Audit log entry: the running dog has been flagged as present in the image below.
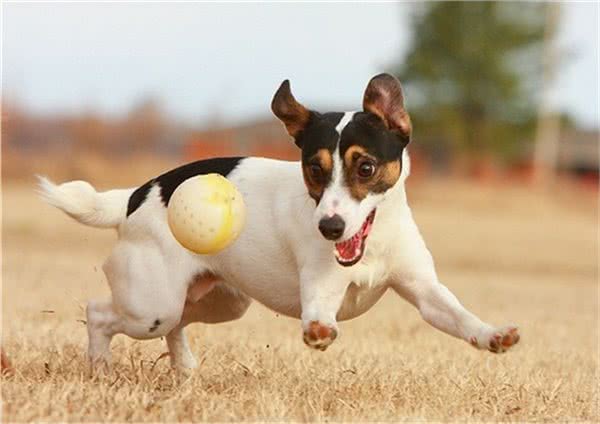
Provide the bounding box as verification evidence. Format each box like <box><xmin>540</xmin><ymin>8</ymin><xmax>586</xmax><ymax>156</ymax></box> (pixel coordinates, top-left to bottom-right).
<box><xmin>38</xmin><ymin>73</ymin><xmax>519</xmax><ymax>371</ymax></box>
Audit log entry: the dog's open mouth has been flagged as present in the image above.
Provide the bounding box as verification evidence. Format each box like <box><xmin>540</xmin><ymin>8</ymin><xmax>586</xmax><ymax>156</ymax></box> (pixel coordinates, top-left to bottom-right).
<box><xmin>333</xmin><ymin>209</ymin><xmax>376</xmax><ymax>267</ymax></box>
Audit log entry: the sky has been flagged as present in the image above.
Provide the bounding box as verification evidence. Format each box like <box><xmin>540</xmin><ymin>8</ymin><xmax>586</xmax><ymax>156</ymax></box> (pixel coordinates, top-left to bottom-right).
<box><xmin>3</xmin><ymin>2</ymin><xmax>599</xmax><ymax>129</ymax></box>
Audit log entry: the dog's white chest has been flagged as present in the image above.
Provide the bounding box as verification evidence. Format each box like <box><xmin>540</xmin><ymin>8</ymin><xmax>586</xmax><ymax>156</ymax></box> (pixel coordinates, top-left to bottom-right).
<box><xmin>349</xmin><ymin>251</ymin><xmax>390</xmax><ymax>286</ymax></box>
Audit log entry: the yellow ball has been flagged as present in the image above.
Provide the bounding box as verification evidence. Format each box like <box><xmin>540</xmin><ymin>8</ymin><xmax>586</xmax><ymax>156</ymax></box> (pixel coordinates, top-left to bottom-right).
<box><xmin>167</xmin><ymin>174</ymin><xmax>246</xmax><ymax>254</ymax></box>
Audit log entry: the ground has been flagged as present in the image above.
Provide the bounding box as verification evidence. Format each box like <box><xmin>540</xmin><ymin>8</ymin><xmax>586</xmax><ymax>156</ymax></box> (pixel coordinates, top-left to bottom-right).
<box><xmin>2</xmin><ymin>177</ymin><xmax>598</xmax><ymax>422</ymax></box>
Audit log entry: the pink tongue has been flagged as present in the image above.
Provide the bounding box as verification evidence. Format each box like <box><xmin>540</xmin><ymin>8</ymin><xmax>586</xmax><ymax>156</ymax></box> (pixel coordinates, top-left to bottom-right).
<box><xmin>335</xmin><ymin>211</ymin><xmax>375</xmax><ymax>261</ymax></box>
<box><xmin>335</xmin><ymin>233</ymin><xmax>361</xmax><ymax>260</ymax></box>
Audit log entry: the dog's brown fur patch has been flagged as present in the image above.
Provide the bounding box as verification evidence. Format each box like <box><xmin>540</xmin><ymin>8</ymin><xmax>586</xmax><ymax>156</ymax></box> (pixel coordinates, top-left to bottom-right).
<box><xmin>343</xmin><ymin>146</ymin><xmax>401</xmax><ymax>201</ymax></box>
<box><xmin>271</xmin><ymin>80</ymin><xmax>311</xmax><ymax>138</ymax></box>
<box><xmin>377</xmin><ymin>160</ymin><xmax>401</xmax><ymax>189</ymax></box>
<box><xmin>283</xmin><ymin>107</ymin><xmax>310</xmax><ymax>138</ymax></box>
<box><xmin>363</xmin><ymin>73</ymin><xmax>412</xmax><ymax>137</ymax></box>
<box><xmin>343</xmin><ymin>145</ymin><xmax>372</xmax><ymax>168</ymax></box>
<box><xmin>316</xmin><ymin>148</ymin><xmax>333</xmax><ymax>175</ymax></box>
<box><xmin>302</xmin><ymin>149</ymin><xmax>333</xmax><ymax>201</ymax></box>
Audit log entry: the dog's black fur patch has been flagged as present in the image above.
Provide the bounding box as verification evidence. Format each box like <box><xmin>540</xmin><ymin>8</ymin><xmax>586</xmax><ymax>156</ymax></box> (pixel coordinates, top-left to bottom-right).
<box><xmin>296</xmin><ymin>112</ymin><xmax>344</xmax><ymax>159</ymax></box>
<box><xmin>339</xmin><ymin>112</ymin><xmax>408</xmax><ymax>162</ymax></box>
<box><xmin>294</xmin><ymin>112</ymin><xmax>344</xmax><ymax>203</ymax></box>
<box><xmin>127</xmin><ymin>157</ymin><xmax>245</xmax><ymax>217</ymax></box>
<box><xmin>127</xmin><ymin>182</ymin><xmax>152</xmax><ymax>217</ymax></box>
<box><xmin>149</xmin><ymin>319</ymin><xmax>161</xmax><ymax>333</ymax></box>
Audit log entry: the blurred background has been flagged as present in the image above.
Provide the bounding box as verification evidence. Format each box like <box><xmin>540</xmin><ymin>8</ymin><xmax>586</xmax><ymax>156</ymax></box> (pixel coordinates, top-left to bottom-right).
<box><xmin>2</xmin><ymin>2</ymin><xmax>598</xmax><ymax>186</ymax></box>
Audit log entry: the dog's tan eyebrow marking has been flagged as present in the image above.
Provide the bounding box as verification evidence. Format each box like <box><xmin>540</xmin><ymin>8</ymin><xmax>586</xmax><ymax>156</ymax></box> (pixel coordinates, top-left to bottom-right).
<box><xmin>315</xmin><ymin>148</ymin><xmax>333</xmax><ymax>174</ymax></box>
<box><xmin>343</xmin><ymin>145</ymin><xmax>376</xmax><ymax>168</ymax></box>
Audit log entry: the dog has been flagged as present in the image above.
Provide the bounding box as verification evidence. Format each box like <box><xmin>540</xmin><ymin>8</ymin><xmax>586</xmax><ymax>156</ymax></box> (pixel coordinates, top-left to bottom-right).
<box><xmin>38</xmin><ymin>74</ymin><xmax>519</xmax><ymax>371</ymax></box>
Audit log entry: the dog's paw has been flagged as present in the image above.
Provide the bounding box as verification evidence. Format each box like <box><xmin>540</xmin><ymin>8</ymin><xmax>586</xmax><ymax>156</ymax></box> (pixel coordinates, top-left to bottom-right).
<box><xmin>303</xmin><ymin>321</ymin><xmax>338</xmax><ymax>351</ymax></box>
<box><xmin>470</xmin><ymin>326</ymin><xmax>520</xmax><ymax>353</ymax></box>
<box><xmin>88</xmin><ymin>356</ymin><xmax>112</xmax><ymax>377</ymax></box>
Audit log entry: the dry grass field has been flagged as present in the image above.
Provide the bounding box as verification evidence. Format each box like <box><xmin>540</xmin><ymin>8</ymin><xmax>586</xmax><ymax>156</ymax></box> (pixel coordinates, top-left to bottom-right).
<box><xmin>2</xmin><ymin>176</ymin><xmax>598</xmax><ymax>422</ymax></box>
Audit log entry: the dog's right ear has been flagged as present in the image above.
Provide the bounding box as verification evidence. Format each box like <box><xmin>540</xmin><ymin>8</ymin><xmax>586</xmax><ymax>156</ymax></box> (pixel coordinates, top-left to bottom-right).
<box><xmin>363</xmin><ymin>73</ymin><xmax>411</xmax><ymax>141</ymax></box>
<box><xmin>271</xmin><ymin>80</ymin><xmax>311</xmax><ymax>145</ymax></box>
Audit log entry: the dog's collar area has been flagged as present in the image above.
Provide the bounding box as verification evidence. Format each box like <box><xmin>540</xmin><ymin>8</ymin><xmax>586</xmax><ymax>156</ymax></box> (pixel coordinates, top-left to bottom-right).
<box><xmin>333</xmin><ymin>209</ymin><xmax>376</xmax><ymax>267</ymax></box>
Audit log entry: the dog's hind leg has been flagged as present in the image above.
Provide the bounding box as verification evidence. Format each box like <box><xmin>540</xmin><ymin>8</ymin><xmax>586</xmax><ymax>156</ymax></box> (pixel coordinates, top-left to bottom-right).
<box><xmin>166</xmin><ymin>326</ymin><xmax>197</xmax><ymax>370</ymax></box>
<box><xmin>86</xmin><ymin>298</ymin><xmax>119</xmax><ymax>373</ymax></box>
<box><xmin>165</xmin><ymin>280</ymin><xmax>252</xmax><ymax>370</ymax></box>
<box><xmin>164</xmin><ymin>274</ymin><xmax>218</xmax><ymax>371</ymax></box>
<box><xmin>89</xmin><ymin>239</ymin><xmax>195</xmax><ymax>373</ymax></box>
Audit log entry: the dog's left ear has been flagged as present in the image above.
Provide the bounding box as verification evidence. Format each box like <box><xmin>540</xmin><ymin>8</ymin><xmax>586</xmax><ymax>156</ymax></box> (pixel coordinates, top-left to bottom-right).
<box><xmin>363</xmin><ymin>73</ymin><xmax>411</xmax><ymax>142</ymax></box>
<box><xmin>271</xmin><ymin>80</ymin><xmax>311</xmax><ymax>144</ymax></box>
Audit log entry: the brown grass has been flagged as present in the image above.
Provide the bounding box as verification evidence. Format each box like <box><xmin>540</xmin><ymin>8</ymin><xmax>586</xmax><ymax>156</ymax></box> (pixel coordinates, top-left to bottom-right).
<box><xmin>2</xmin><ymin>177</ymin><xmax>598</xmax><ymax>422</ymax></box>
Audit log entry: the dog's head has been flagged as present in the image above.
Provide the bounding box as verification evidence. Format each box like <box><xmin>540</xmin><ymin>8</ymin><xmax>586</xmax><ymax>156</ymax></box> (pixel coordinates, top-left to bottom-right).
<box><xmin>272</xmin><ymin>73</ymin><xmax>412</xmax><ymax>266</ymax></box>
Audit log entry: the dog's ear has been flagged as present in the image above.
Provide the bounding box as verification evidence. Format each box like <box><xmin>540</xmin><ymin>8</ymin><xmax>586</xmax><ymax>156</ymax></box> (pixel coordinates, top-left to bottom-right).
<box><xmin>271</xmin><ymin>80</ymin><xmax>311</xmax><ymax>144</ymax></box>
<box><xmin>363</xmin><ymin>73</ymin><xmax>411</xmax><ymax>141</ymax></box>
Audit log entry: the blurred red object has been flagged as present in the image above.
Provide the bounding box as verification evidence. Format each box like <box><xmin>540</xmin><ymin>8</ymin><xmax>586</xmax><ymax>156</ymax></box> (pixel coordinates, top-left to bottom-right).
<box><xmin>1</xmin><ymin>349</ymin><xmax>12</xmax><ymax>373</ymax></box>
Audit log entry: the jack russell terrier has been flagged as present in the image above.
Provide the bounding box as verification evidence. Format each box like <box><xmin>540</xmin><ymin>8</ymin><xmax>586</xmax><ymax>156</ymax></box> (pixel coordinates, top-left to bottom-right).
<box><xmin>39</xmin><ymin>74</ymin><xmax>519</xmax><ymax>371</ymax></box>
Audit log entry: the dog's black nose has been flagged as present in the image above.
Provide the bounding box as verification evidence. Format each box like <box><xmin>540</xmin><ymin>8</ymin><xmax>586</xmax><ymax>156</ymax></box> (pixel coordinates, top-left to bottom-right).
<box><xmin>318</xmin><ymin>215</ymin><xmax>345</xmax><ymax>240</ymax></box>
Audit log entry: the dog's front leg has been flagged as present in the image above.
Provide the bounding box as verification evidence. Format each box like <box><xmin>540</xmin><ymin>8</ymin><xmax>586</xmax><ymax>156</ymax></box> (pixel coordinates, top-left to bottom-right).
<box><xmin>392</xmin><ymin>278</ymin><xmax>520</xmax><ymax>353</ymax></box>
<box><xmin>300</xmin><ymin>267</ymin><xmax>349</xmax><ymax>351</ymax></box>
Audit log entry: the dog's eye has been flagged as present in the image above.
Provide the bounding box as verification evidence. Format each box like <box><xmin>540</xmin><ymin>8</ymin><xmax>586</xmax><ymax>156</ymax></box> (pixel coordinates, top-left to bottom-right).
<box><xmin>309</xmin><ymin>164</ymin><xmax>324</xmax><ymax>181</ymax></box>
<box><xmin>357</xmin><ymin>161</ymin><xmax>376</xmax><ymax>179</ymax></box>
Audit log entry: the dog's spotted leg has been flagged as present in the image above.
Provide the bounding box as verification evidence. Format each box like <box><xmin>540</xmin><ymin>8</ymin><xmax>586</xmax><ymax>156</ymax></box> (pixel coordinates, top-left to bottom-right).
<box><xmin>392</xmin><ymin>279</ymin><xmax>520</xmax><ymax>354</ymax></box>
<box><xmin>469</xmin><ymin>325</ymin><xmax>520</xmax><ymax>353</ymax></box>
<box><xmin>302</xmin><ymin>320</ymin><xmax>338</xmax><ymax>351</ymax></box>
<box><xmin>300</xmin><ymin>267</ymin><xmax>348</xmax><ymax>351</ymax></box>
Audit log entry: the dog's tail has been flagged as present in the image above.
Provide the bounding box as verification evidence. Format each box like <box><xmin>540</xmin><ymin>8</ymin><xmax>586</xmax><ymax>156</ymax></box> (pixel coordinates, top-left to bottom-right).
<box><xmin>36</xmin><ymin>176</ymin><xmax>134</xmax><ymax>229</ymax></box>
